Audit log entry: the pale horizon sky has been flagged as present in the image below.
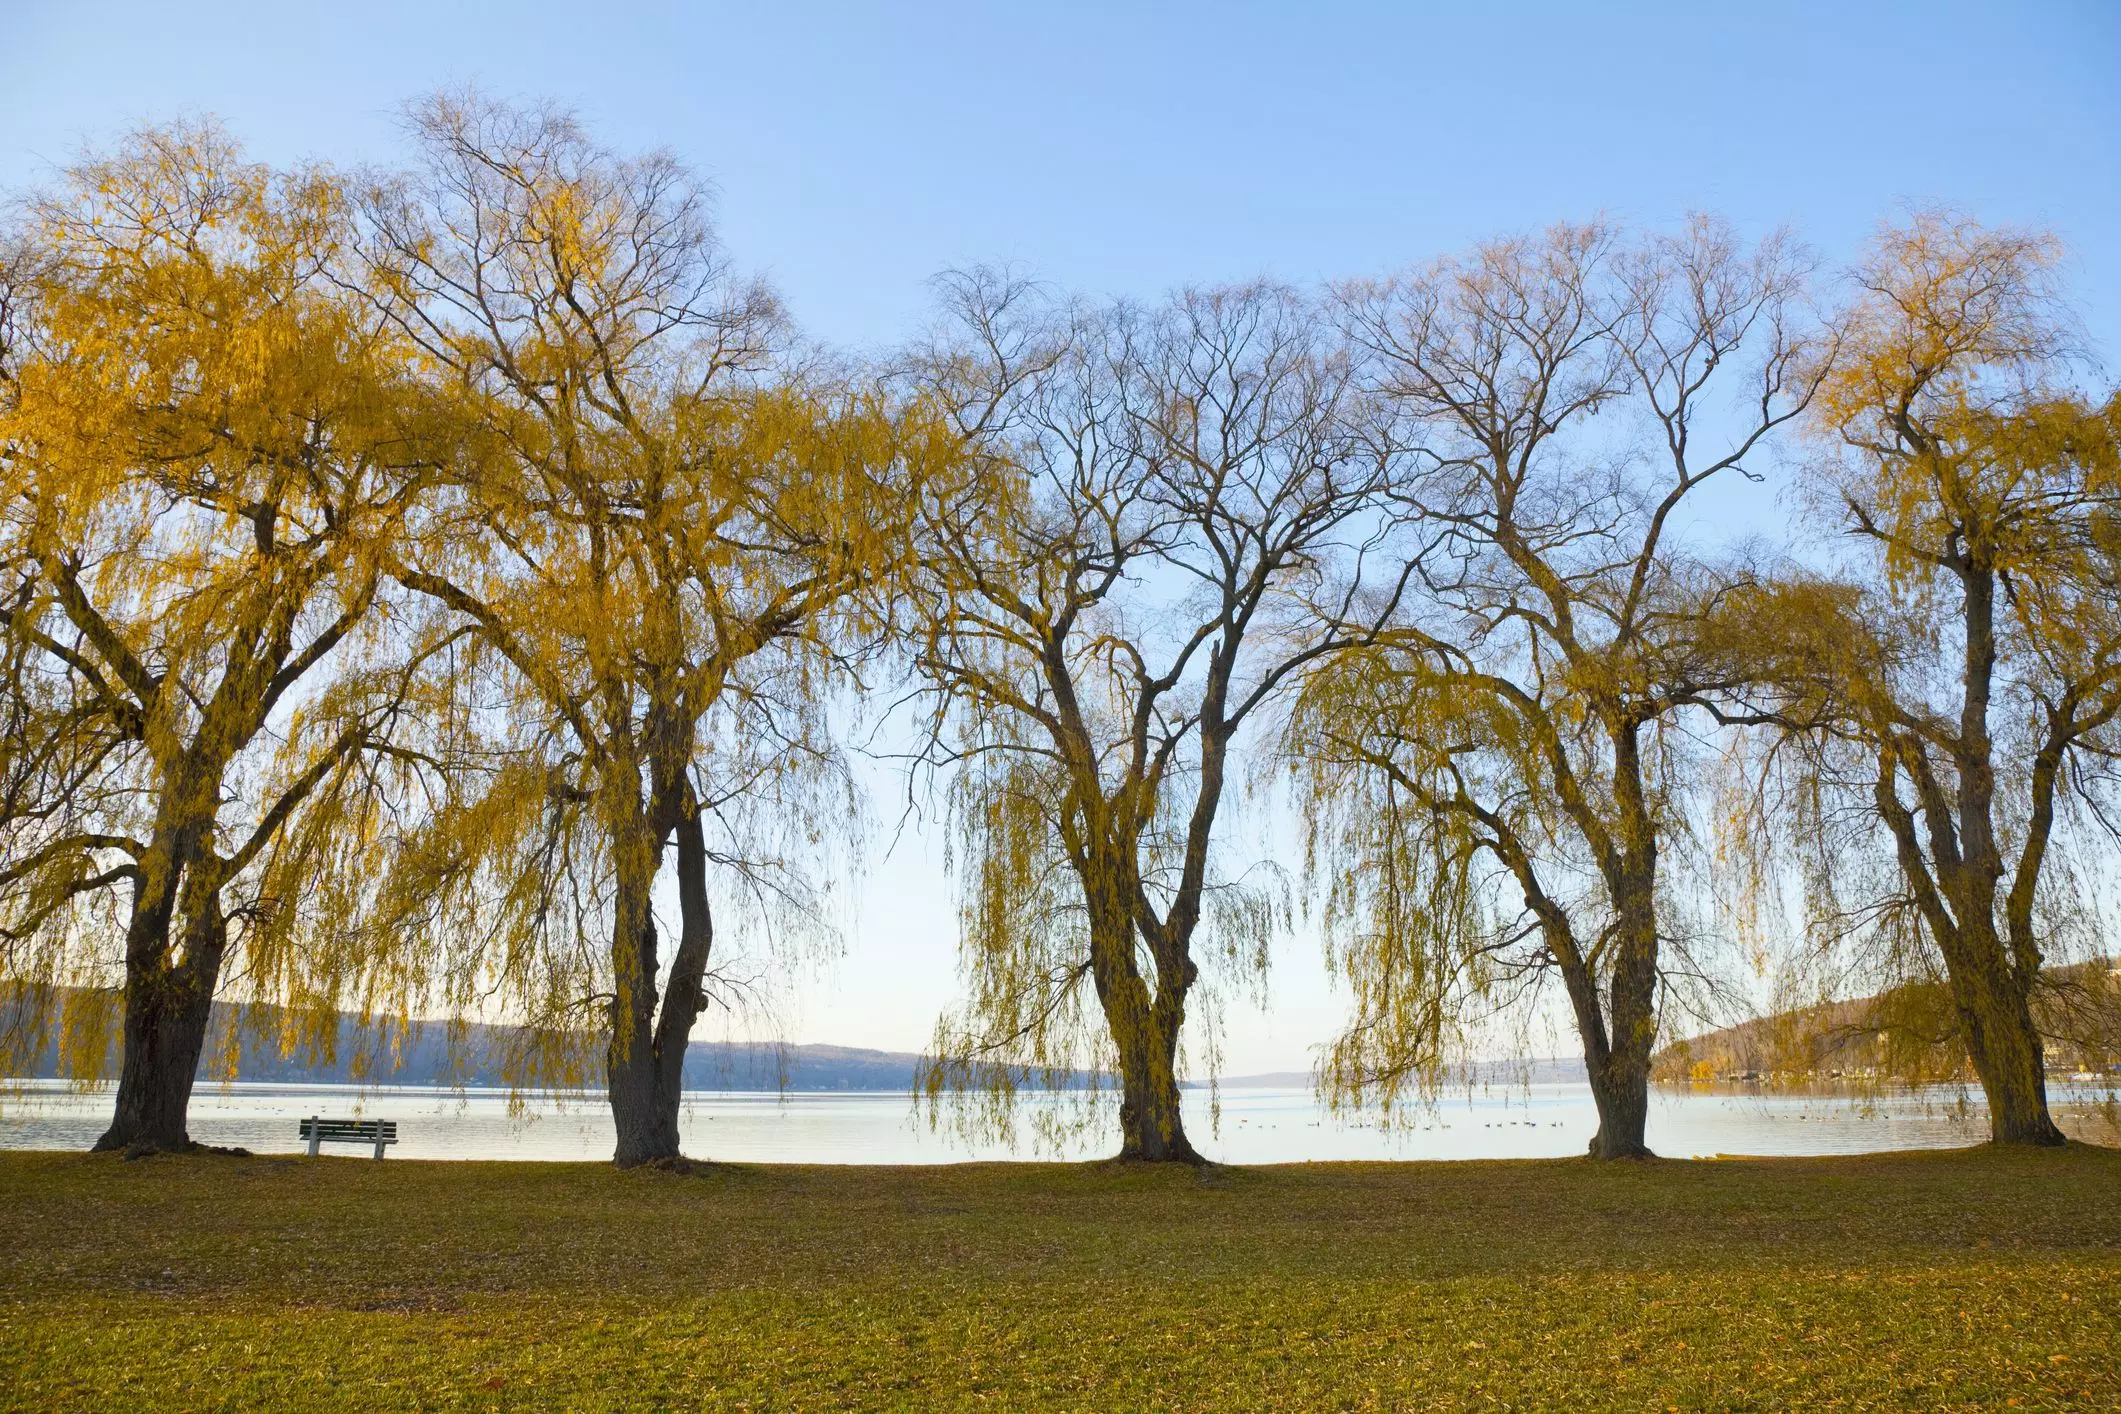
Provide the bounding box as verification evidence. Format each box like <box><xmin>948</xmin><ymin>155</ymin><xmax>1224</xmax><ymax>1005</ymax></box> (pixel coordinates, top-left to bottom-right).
<box><xmin>5</xmin><ymin>1</ymin><xmax>2118</xmax><ymax>1073</ymax></box>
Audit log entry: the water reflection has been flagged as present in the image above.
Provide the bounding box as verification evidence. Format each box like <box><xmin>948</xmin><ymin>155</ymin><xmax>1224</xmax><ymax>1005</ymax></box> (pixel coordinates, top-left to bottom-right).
<box><xmin>2</xmin><ymin>1079</ymin><xmax>2113</xmax><ymax>1163</ymax></box>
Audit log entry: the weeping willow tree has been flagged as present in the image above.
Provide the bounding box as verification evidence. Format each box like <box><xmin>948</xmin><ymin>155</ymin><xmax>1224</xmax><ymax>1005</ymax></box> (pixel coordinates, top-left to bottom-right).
<box><xmin>353</xmin><ymin>93</ymin><xmax>942</xmax><ymax>1166</ymax></box>
<box><xmin>905</xmin><ymin>271</ymin><xmax>1399</xmax><ymax>1162</ymax></box>
<box><xmin>1719</xmin><ymin>215</ymin><xmax>2121</xmax><ymax>1144</ymax></box>
<box><xmin>1288</xmin><ymin>219</ymin><xmax>1823</xmax><ymax>1158</ymax></box>
<box><xmin>0</xmin><ymin>124</ymin><xmax>457</xmax><ymax>1152</ymax></box>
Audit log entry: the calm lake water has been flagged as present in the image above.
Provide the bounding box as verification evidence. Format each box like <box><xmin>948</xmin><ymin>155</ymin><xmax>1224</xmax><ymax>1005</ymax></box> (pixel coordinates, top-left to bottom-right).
<box><xmin>4</xmin><ymin>1079</ymin><xmax>2116</xmax><ymax>1162</ymax></box>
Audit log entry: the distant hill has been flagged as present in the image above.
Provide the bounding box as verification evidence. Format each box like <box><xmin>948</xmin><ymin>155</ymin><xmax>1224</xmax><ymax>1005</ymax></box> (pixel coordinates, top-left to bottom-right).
<box><xmin>1654</xmin><ymin>963</ymin><xmax>2121</xmax><ymax>1083</ymax></box>
<box><xmin>685</xmin><ymin>1041</ymin><xmax>929</xmax><ymax>1092</ymax></box>
<box><xmin>2</xmin><ymin>991</ymin><xmax>1594</xmax><ymax>1094</ymax></box>
<box><xmin>2</xmin><ymin>995</ymin><xmax>946</xmax><ymax>1092</ymax></box>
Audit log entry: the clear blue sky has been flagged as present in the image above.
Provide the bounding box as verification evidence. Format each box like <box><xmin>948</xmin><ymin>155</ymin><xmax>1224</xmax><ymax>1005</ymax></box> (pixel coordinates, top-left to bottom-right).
<box><xmin>6</xmin><ymin>2</ymin><xmax>2117</xmax><ymax>354</ymax></box>
<box><xmin>5</xmin><ymin>0</ymin><xmax>2118</xmax><ymax>1069</ymax></box>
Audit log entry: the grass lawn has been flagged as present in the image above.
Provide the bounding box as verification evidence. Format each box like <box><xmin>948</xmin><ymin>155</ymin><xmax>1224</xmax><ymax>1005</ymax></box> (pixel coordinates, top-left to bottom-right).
<box><xmin>0</xmin><ymin>1144</ymin><xmax>2116</xmax><ymax>1410</ymax></box>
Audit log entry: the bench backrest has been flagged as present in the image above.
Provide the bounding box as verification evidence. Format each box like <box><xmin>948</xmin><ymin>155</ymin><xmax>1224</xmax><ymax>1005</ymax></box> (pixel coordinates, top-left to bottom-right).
<box><xmin>298</xmin><ymin>1118</ymin><xmax>398</xmax><ymax>1140</ymax></box>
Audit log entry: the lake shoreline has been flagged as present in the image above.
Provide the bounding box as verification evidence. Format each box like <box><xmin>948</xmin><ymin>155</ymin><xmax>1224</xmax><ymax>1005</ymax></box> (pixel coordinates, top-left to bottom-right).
<box><xmin>5</xmin><ymin>1077</ymin><xmax>2117</xmax><ymax>1165</ymax></box>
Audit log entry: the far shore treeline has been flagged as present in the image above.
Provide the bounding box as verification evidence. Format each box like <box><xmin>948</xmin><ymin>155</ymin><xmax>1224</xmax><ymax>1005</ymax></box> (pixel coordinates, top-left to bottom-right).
<box><xmin>2</xmin><ymin>93</ymin><xmax>2118</xmax><ymax>1167</ymax></box>
<box><xmin>0</xmin><ymin>993</ymin><xmax>1074</xmax><ymax>1093</ymax></box>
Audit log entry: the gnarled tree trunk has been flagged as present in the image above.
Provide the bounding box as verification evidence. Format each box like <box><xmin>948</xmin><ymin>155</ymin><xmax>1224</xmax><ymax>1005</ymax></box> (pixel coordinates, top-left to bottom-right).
<box><xmin>604</xmin><ymin>785</ymin><xmax>670</xmax><ymax>1167</ymax></box>
<box><xmin>1556</xmin><ymin>939</ymin><xmax>1657</xmax><ymax>1161</ymax></box>
<box><xmin>1112</xmin><ymin>990</ymin><xmax>1196</xmax><ymax>1163</ymax></box>
<box><xmin>1584</xmin><ymin>1057</ymin><xmax>1652</xmax><ymax>1159</ymax></box>
<box><xmin>1545</xmin><ymin>729</ymin><xmax>1664</xmax><ymax>1162</ymax></box>
<box><xmin>1869</xmin><ymin>553</ymin><xmax>2069</xmax><ymax>1150</ymax></box>
<box><xmin>95</xmin><ymin>879</ymin><xmax>227</xmax><ymax>1154</ymax></box>
<box><xmin>1936</xmin><ymin>920</ymin><xmax>2065</xmax><ymax>1147</ymax></box>
<box><xmin>1516</xmin><ymin>828</ymin><xmax>1660</xmax><ymax>1161</ymax></box>
<box><xmin>1961</xmin><ymin>983</ymin><xmax>2064</xmax><ymax>1146</ymax></box>
<box><xmin>1084</xmin><ymin>856</ymin><xmax>1201</xmax><ymax>1164</ymax></box>
<box><xmin>604</xmin><ymin>786</ymin><xmax>716</xmax><ymax>1168</ymax></box>
<box><xmin>1589</xmin><ymin>882</ymin><xmax>1662</xmax><ymax>1160</ymax></box>
<box><xmin>606</xmin><ymin>921</ymin><xmax>682</xmax><ymax>1169</ymax></box>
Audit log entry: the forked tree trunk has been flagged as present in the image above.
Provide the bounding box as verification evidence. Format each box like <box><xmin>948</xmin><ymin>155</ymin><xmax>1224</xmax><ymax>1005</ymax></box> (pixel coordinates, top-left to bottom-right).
<box><xmin>605</xmin><ymin>802</ymin><xmax>672</xmax><ymax>1167</ymax></box>
<box><xmin>605</xmin><ymin>877</ymin><xmax>684</xmax><ymax>1167</ymax></box>
<box><xmin>1937</xmin><ymin>564</ymin><xmax>2064</xmax><ymax>1148</ymax></box>
<box><xmin>1967</xmin><ymin>1011</ymin><xmax>2065</xmax><ymax>1146</ymax></box>
<box><xmin>1086</xmin><ymin>874</ymin><xmax>1201</xmax><ymax>1164</ymax></box>
<box><xmin>1549</xmin><ymin>857</ymin><xmax>1661</xmax><ymax>1160</ymax></box>
<box><xmin>1876</xmin><ymin>765</ymin><xmax>2068</xmax><ymax>1148</ymax></box>
<box><xmin>608</xmin><ymin>970</ymin><xmax>684</xmax><ymax>1168</ymax></box>
<box><xmin>1584</xmin><ymin>738</ymin><xmax>1664</xmax><ymax>1160</ymax></box>
<box><xmin>94</xmin><ymin>888</ymin><xmax>227</xmax><ymax>1154</ymax></box>
<box><xmin>605</xmin><ymin>795</ymin><xmax>716</xmax><ymax>1169</ymax></box>
<box><xmin>607</xmin><ymin>1031</ymin><xmax>685</xmax><ymax>1166</ymax></box>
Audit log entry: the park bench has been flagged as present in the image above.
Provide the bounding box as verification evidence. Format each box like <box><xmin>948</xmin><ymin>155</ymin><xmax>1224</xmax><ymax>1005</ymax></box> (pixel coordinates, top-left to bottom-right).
<box><xmin>299</xmin><ymin>1116</ymin><xmax>398</xmax><ymax>1160</ymax></box>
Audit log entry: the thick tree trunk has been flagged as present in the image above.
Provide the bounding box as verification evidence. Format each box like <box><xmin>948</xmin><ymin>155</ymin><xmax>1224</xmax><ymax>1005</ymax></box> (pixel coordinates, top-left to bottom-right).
<box><xmin>1876</xmin><ymin>775</ymin><xmax>2067</xmax><ymax>1145</ymax></box>
<box><xmin>605</xmin><ymin>791</ymin><xmax>716</xmax><ymax>1169</ymax></box>
<box><xmin>1585</xmin><ymin>1051</ymin><xmax>1653</xmax><ymax>1159</ymax></box>
<box><xmin>607</xmin><ymin>1033</ymin><xmax>684</xmax><ymax>1167</ymax></box>
<box><xmin>1559</xmin><ymin>965</ymin><xmax>1655</xmax><ymax>1160</ymax></box>
<box><xmin>1083</xmin><ymin>861</ymin><xmax>1200</xmax><ymax>1164</ymax></box>
<box><xmin>1955</xmin><ymin>965</ymin><xmax>2066</xmax><ymax>1147</ymax></box>
<box><xmin>1549</xmin><ymin>859</ymin><xmax>1660</xmax><ymax>1161</ymax></box>
<box><xmin>605</xmin><ymin>797</ymin><xmax>678</xmax><ymax>1168</ymax></box>
<box><xmin>1940</xmin><ymin>563</ymin><xmax>2063</xmax><ymax>1147</ymax></box>
<box><xmin>608</xmin><ymin>974</ymin><xmax>683</xmax><ymax>1167</ymax></box>
<box><xmin>93</xmin><ymin>889</ymin><xmax>227</xmax><ymax>1154</ymax></box>
<box><xmin>1115</xmin><ymin>1011</ymin><xmax>1198</xmax><ymax>1163</ymax></box>
<box><xmin>607</xmin><ymin>932</ymin><xmax>688</xmax><ymax>1166</ymax></box>
<box><xmin>1969</xmin><ymin>1026</ymin><xmax>2065</xmax><ymax>1146</ymax></box>
<box><xmin>1884</xmin><ymin>804</ymin><xmax>2066</xmax><ymax>1145</ymax></box>
<box><xmin>1589</xmin><ymin>912</ymin><xmax>1660</xmax><ymax>1160</ymax></box>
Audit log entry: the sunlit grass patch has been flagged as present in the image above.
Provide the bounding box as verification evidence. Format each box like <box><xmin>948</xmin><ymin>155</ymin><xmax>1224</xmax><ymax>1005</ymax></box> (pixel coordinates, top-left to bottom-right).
<box><xmin>1</xmin><ymin>1146</ymin><xmax>2115</xmax><ymax>1409</ymax></box>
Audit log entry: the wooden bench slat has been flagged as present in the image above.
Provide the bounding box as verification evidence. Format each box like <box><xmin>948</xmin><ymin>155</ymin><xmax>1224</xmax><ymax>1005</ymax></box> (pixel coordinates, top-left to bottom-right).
<box><xmin>298</xmin><ymin>1120</ymin><xmax>396</xmax><ymax>1134</ymax></box>
<box><xmin>299</xmin><ymin>1127</ymin><xmax>394</xmax><ymax>1134</ymax></box>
